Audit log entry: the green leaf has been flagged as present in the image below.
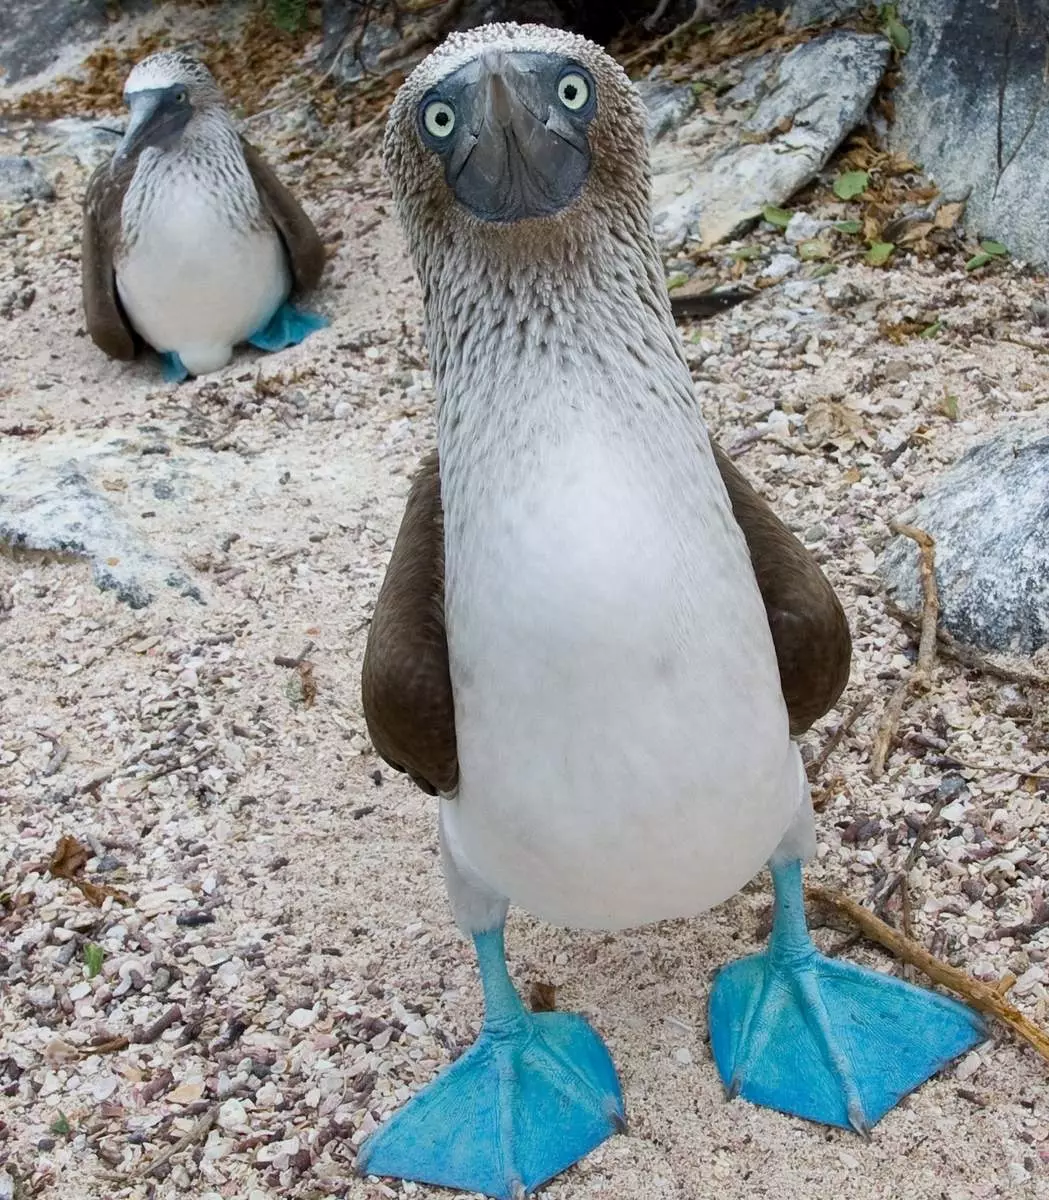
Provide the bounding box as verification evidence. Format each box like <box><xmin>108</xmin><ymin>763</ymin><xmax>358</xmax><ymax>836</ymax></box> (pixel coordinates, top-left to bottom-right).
<box><xmin>51</xmin><ymin>1112</ymin><xmax>71</xmax><ymax>1136</ymax></box>
<box><xmin>762</xmin><ymin>205</ymin><xmax>792</xmax><ymax>229</ymax></box>
<box><xmin>798</xmin><ymin>239</ymin><xmax>830</xmax><ymax>261</ymax></box>
<box><xmin>665</xmin><ymin>272</ymin><xmax>690</xmax><ymax>291</ymax></box>
<box><xmin>808</xmin><ymin>263</ymin><xmax>838</xmax><ymax>279</ymax></box>
<box><xmin>83</xmin><ymin>943</ymin><xmax>104</xmax><ymax>979</ymax></box>
<box><xmin>919</xmin><ymin>319</ymin><xmax>943</xmax><ymax>339</ymax></box>
<box><xmin>886</xmin><ymin>14</ymin><xmax>911</xmax><ymax>52</ymax></box>
<box><xmin>833</xmin><ymin>171</ymin><xmax>870</xmax><ymax>201</ymax></box>
<box><xmin>940</xmin><ymin>393</ymin><xmax>959</xmax><ymax>420</ymax></box>
<box><xmin>866</xmin><ymin>241</ymin><xmax>894</xmax><ymax>266</ymax></box>
<box><xmin>728</xmin><ymin>245</ymin><xmax>762</xmax><ymax>260</ymax></box>
<box><xmin>834</xmin><ymin>220</ymin><xmax>863</xmax><ymax>234</ymax></box>
<box><xmin>268</xmin><ymin>0</ymin><xmax>308</xmax><ymax>33</ymax></box>
<box><xmin>965</xmin><ymin>252</ymin><xmax>993</xmax><ymax>271</ymax></box>
<box><xmin>980</xmin><ymin>239</ymin><xmax>1008</xmax><ymax>256</ymax></box>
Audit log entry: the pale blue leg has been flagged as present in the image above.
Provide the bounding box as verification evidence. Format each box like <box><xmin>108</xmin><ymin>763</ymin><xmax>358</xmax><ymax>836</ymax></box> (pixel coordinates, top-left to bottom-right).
<box><xmin>709</xmin><ymin>858</ymin><xmax>986</xmax><ymax>1133</ymax></box>
<box><xmin>159</xmin><ymin>351</ymin><xmax>189</xmax><ymax>383</ymax></box>
<box><xmin>246</xmin><ymin>301</ymin><xmax>328</xmax><ymax>352</ymax></box>
<box><xmin>358</xmin><ymin>810</ymin><xmax>624</xmax><ymax>1199</ymax></box>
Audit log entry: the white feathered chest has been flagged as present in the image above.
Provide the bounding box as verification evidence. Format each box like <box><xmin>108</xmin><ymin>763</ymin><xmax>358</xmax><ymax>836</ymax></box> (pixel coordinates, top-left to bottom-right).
<box><xmin>116</xmin><ymin>128</ymin><xmax>289</xmax><ymax>374</ymax></box>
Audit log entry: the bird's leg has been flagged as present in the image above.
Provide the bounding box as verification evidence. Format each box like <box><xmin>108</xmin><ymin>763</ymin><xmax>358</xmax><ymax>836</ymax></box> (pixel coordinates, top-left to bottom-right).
<box><xmin>357</xmin><ymin>807</ymin><xmax>624</xmax><ymax>1200</ymax></box>
<box><xmin>708</xmin><ymin>804</ymin><xmax>985</xmax><ymax>1133</ymax></box>
<box><xmin>245</xmin><ymin>300</ymin><xmax>328</xmax><ymax>352</ymax></box>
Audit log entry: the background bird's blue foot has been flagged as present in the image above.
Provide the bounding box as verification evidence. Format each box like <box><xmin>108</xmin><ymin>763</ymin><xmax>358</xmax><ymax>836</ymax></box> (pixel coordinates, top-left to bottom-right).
<box><xmin>358</xmin><ymin>930</ymin><xmax>624</xmax><ymax>1199</ymax></box>
<box><xmin>247</xmin><ymin>301</ymin><xmax>328</xmax><ymax>352</ymax></box>
<box><xmin>159</xmin><ymin>351</ymin><xmax>189</xmax><ymax>383</ymax></box>
<box><xmin>709</xmin><ymin>860</ymin><xmax>985</xmax><ymax>1133</ymax></box>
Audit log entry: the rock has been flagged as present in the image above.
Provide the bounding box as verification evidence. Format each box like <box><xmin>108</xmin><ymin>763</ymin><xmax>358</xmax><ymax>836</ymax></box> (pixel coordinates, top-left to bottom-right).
<box><xmin>0</xmin><ymin>445</ymin><xmax>202</xmax><ymax>610</ymax></box>
<box><xmin>217</xmin><ymin>1098</ymin><xmax>248</xmax><ymax>1130</ymax></box>
<box><xmin>0</xmin><ymin>0</ymin><xmax>151</xmax><ymax>84</ymax></box>
<box><xmin>45</xmin><ymin>118</ymin><xmax>124</xmax><ymax>171</ymax></box>
<box><xmin>761</xmin><ymin>252</ymin><xmax>799</xmax><ymax>281</ymax></box>
<box><xmin>787</xmin><ymin>0</ymin><xmax>866</xmax><ymax>27</ymax></box>
<box><xmin>784</xmin><ymin>211</ymin><xmax>828</xmax><ymax>244</ymax></box>
<box><xmin>649</xmin><ymin>31</ymin><xmax>890</xmax><ymax>250</ymax></box>
<box><xmin>286</xmin><ymin>1007</ymin><xmax>318</xmax><ymax>1030</ymax></box>
<box><xmin>890</xmin><ymin>0</ymin><xmax>1049</xmax><ymax>270</ymax></box>
<box><xmin>881</xmin><ymin>424</ymin><xmax>1049</xmax><ymax>653</ymax></box>
<box><xmin>635</xmin><ymin>74</ymin><xmax>697</xmax><ymax>142</ymax></box>
<box><xmin>0</xmin><ymin>157</ymin><xmax>54</xmax><ymax>203</ymax></box>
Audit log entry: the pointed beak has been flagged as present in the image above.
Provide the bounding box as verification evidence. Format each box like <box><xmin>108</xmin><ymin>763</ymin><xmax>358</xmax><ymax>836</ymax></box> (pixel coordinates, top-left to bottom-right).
<box><xmin>114</xmin><ymin>87</ymin><xmax>191</xmax><ymax>165</ymax></box>
<box><xmin>445</xmin><ymin>50</ymin><xmax>592</xmax><ymax>224</ymax></box>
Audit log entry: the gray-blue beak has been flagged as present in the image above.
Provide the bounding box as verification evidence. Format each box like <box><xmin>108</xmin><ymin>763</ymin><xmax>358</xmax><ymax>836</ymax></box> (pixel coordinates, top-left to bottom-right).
<box><xmin>420</xmin><ymin>50</ymin><xmax>596</xmax><ymax>224</ymax></box>
<box><xmin>114</xmin><ymin>85</ymin><xmax>192</xmax><ymax>165</ymax></box>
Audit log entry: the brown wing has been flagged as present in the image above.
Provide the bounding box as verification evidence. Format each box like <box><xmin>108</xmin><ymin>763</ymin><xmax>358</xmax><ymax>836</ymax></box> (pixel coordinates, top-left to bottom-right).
<box><xmin>362</xmin><ymin>444</ymin><xmax>851</xmax><ymax>795</ymax></box>
<box><xmin>81</xmin><ymin>159</ymin><xmax>137</xmax><ymax>360</ymax></box>
<box><xmin>362</xmin><ymin>452</ymin><xmax>458</xmax><ymax>796</ymax></box>
<box><xmin>241</xmin><ymin>139</ymin><xmax>325</xmax><ymax>295</ymax></box>
<box><xmin>713</xmin><ymin>443</ymin><xmax>852</xmax><ymax>735</ymax></box>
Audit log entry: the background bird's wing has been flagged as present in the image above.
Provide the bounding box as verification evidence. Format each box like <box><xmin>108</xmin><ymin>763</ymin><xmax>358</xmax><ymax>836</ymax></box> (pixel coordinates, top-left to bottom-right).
<box><xmin>362</xmin><ymin>451</ymin><xmax>459</xmax><ymax>796</ymax></box>
<box><xmin>712</xmin><ymin>443</ymin><xmax>852</xmax><ymax>735</ymax></box>
<box><xmin>81</xmin><ymin>159</ymin><xmax>137</xmax><ymax>360</ymax></box>
<box><xmin>242</xmin><ymin>138</ymin><xmax>325</xmax><ymax>294</ymax></box>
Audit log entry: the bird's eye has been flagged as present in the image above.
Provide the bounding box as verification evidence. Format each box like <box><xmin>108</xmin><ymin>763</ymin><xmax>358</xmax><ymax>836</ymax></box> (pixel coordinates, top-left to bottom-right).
<box><xmin>422</xmin><ymin>99</ymin><xmax>456</xmax><ymax>139</ymax></box>
<box><xmin>557</xmin><ymin>71</ymin><xmax>590</xmax><ymax>112</ymax></box>
<box><xmin>174</xmin><ymin>88</ymin><xmax>187</xmax><ymax>104</ymax></box>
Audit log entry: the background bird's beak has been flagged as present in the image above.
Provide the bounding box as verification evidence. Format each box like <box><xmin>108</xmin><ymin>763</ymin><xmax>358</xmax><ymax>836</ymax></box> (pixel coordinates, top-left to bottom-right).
<box><xmin>114</xmin><ymin>87</ymin><xmax>191</xmax><ymax>165</ymax></box>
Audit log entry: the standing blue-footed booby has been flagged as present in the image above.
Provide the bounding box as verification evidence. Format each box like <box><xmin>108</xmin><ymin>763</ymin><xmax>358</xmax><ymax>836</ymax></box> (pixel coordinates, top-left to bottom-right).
<box><xmin>82</xmin><ymin>51</ymin><xmax>327</xmax><ymax>383</ymax></box>
<box><xmin>360</xmin><ymin>23</ymin><xmax>984</xmax><ymax>1200</ymax></box>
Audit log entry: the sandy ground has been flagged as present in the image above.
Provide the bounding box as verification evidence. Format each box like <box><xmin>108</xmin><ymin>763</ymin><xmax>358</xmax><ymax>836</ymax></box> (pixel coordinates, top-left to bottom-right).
<box><xmin>2</xmin><ymin>6</ymin><xmax>1049</xmax><ymax>1200</ymax></box>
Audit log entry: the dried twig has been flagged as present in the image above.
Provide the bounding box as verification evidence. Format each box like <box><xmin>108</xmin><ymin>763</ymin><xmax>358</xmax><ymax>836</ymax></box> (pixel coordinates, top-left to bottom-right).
<box><xmin>133</xmin><ymin>1104</ymin><xmax>218</xmax><ymax>1179</ymax></box>
<box><xmin>886</xmin><ymin>599</ymin><xmax>1049</xmax><ymax>688</ymax></box>
<box><xmin>807</xmin><ymin>691</ymin><xmax>872</xmax><ymax>782</ymax></box>
<box><xmin>622</xmin><ymin>0</ymin><xmax>708</xmax><ymax>67</ymax></box>
<box><xmin>274</xmin><ymin>640</ymin><xmax>314</xmax><ymax>668</ymax></box>
<box><xmin>871</xmin><ymin>523</ymin><xmax>938</xmax><ymax>779</ymax></box>
<box><xmin>375</xmin><ymin>0</ymin><xmax>465</xmax><ymax>69</ymax></box>
<box><xmin>808</xmin><ymin>886</ymin><xmax>1049</xmax><ymax>1065</ymax></box>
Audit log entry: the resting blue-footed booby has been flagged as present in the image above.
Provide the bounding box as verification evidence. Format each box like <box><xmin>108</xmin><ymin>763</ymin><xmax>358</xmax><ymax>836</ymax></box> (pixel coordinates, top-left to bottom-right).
<box><xmin>359</xmin><ymin>22</ymin><xmax>984</xmax><ymax>1200</ymax></box>
<box><xmin>81</xmin><ymin>51</ymin><xmax>327</xmax><ymax>383</ymax></box>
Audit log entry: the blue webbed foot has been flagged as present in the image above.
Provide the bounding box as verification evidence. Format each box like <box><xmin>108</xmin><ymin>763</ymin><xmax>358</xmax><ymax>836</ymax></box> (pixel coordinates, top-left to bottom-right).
<box><xmin>709</xmin><ymin>860</ymin><xmax>985</xmax><ymax>1133</ymax></box>
<box><xmin>246</xmin><ymin>300</ymin><xmax>328</xmax><ymax>352</ymax></box>
<box><xmin>159</xmin><ymin>351</ymin><xmax>189</xmax><ymax>383</ymax></box>
<box><xmin>358</xmin><ymin>930</ymin><xmax>624</xmax><ymax>1199</ymax></box>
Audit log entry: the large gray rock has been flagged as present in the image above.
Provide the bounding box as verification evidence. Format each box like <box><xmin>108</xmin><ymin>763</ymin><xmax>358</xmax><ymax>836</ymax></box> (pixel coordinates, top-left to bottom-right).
<box><xmin>890</xmin><ymin>0</ymin><xmax>1049</xmax><ymax>269</ymax></box>
<box><xmin>44</xmin><ymin>118</ymin><xmax>124</xmax><ymax>171</ymax></box>
<box><xmin>648</xmin><ymin>31</ymin><xmax>890</xmax><ymax>250</ymax></box>
<box><xmin>882</xmin><ymin>425</ymin><xmax>1049</xmax><ymax>654</ymax></box>
<box><xmin>0</xmin><ymin>157</ymin><xmax>54</xmax><ymax>203</ymax></box>
<box><xmin>0</xmin><ymin>0</ymin><xmax>151</xmax><ymax>85</ymax></box>
<box><xmin>0</xmin><ymin>438</ymin><xmax>202</xmax><ymax>610</ymax></box>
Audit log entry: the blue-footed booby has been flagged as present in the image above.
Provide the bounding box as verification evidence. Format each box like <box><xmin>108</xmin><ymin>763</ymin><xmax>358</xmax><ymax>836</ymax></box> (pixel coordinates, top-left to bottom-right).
<box><xmin>358</xmin><ymin>22</ymin><xmax>985</xmax><ymax>1200</ymax></box>
<box><xmin>82</xmin><ymin>51</ymin><xmax>327</xmax><ymax>383</ymax></box>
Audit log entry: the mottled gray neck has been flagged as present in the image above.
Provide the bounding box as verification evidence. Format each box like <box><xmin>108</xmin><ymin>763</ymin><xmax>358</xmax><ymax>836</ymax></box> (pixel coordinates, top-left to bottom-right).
<box><xmin>420</xmin><ymin>206</ymin><xmax>698</xmax><ymax>466</ymax></box>
<box><xmin>121</xmin><ymin>107</ymin><xmax>265</xmax><ymax>239</ymax></box>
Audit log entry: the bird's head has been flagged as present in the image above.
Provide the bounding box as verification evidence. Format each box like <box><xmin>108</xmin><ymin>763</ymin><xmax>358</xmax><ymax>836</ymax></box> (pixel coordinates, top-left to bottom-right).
<box><xmin>114</xmin><ymin>51</ymin><xmax>224</xmax><ymax>165</ymax></box>
<box><xmin>384</xmin><ymin>24</ymin><xmax>651</xmax><ymax>263</ymax></box>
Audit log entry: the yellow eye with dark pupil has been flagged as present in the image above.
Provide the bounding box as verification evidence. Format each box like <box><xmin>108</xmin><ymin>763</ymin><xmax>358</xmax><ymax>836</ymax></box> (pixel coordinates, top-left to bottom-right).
<box><xmin>423</xmin><ymin>99</ymin><xmax>456</xmax><ymax>138</ymax></box>
<box><xmin>557</xmin><ymin>72</ymin><xmax>590</xmax><ymax>111</ymax></box>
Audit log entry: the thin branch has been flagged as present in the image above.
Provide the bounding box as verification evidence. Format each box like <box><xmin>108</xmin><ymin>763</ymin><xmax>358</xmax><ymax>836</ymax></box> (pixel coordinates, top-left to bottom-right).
<box><xmin>375</xmin><ymin>0</ymin><xmax>465</xmax><ymax>70</ymax></box>
<box><xmin>808</xmin><ymin>886</ymin><xmax>1049</xmax><ymax>1066</ymax></box>
<box><xmin>871</xmin><ymin>523</ymin><xmax>939</xmax><ymax>779</ymax></box>
<box><xmin>807</xmin><ymin>691</ymin><xmax>872</xmax><ymax>783</ymax></box>
<box><xmin>622</xmin><ymin>0</ymin><xmax>707</xmax><ymax>68</ymax></box>
<box><xmin>886</xmin><ymin>599</ymin><xmax>1049</xmax><ymax>688</ymax></box>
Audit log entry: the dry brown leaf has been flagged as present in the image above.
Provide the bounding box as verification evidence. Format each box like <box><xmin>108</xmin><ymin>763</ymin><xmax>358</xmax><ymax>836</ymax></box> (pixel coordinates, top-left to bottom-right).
<box><xmin>898</xmin><ymin>221</ymin><xmax>935</xmax><ymax>245</ymax></box>
<box><xmin>48</xmin><ymin>834</ymin><xmax>130</xmax><ymax>908</ymax></box>
<box><xmin>167</xmin><ymin>1081</ymin><xmax>206</xmax><ymax>1105</ymax></box>
<box><xmin>935</xmin><ymin>201</ymin><xmax>966</xmax><ymax>229</ymax></box>
<box><xmin>298</xmin><ymin>661</ymin><xmax>317</xmax><ymax>709</ymax></box>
